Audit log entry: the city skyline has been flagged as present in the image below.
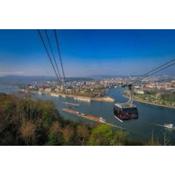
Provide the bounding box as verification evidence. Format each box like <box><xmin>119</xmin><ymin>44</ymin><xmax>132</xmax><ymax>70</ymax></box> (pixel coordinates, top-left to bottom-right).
<box><xmin>0</xmin><ymin>30</ymin><xmax>175</xmax><ymax>77</ymax></box>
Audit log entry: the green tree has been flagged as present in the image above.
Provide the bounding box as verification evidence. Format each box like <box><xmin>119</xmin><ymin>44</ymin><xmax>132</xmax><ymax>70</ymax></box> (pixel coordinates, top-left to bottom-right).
<box><xmin>88</xmin><ymin>124</ymin><xmax>127</xmax><ymax>145</ymax></box>
<box><xmin>62</xmin><ymin>126</ymin><xmax>75</xmax><ymax>145</ymax></box>
<box><xmin>20</xmin><ymin>120</ymin><xmax>36</xmax><ymax>145</ymax></box>
<box><xmin>47</xmin><ymin>121</ymin><xmax>63</xmax><ymax>145</ymax></box>
<box><xmin>147</xmin><ymin>131</ymin><xmax>160</xmax><ymax>145</ymax></box>
<box><xmin>111</xmin><ymin>130</ymin><xmax>127</xmax><ymax>145</ymax></box>
<box><xmin>76</xmin><ymin>125</ymin><xmax>90</xmax><ymax>145</ymax></box>
<box><xmin>88</xmin><ymin>124</ymin><xmax>113</xmax><ymax>145</ymax></box>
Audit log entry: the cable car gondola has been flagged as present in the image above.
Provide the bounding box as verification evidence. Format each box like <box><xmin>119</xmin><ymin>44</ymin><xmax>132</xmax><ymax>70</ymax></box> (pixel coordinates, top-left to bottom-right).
<box><xmin>113</xmin><ymin>102</ymin><xmax>138</xmax><ymax>122</ymax></box>
<box><xmin>113</xmin><ymin>84</ymin><xmax>138</xmax><ymax>122</ymax></box>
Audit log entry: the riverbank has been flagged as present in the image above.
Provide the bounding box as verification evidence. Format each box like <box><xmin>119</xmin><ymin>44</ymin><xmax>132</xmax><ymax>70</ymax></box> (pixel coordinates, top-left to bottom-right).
<box><xmin>123</xmin><ymin>94</ymin><xmax>175</xmax><ymax>109</ymax></box>
<box><xmin>133</xmin><ymin>97</ymin><xmax>175</xmax><ymax>109</ymax></box>
<box><xmin>38</xmin><ymin>91</ymin><xmax>115</xmax><ymax>103</ymax></box>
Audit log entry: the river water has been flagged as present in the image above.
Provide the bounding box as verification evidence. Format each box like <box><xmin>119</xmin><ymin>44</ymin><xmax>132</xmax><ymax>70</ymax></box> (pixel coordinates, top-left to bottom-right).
<box><xmin>1</xmin><ymin>84</ymin><xmax>175</xmax><ymax>144</ymax></box>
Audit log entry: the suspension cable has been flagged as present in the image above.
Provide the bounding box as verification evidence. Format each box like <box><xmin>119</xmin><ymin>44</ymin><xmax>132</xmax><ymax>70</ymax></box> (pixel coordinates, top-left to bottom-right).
<box><xmin>54</xmin><ymin>30</ymin><xmax>66</xmax><ymax>85</ymax></box>
<box><xmin>132</xmin><ymin>58</ymin><xmax>175</xmax><ymax>84</ymax></box>
<box><xmin>142</xmin><ymin>58</ymin><xmax>175</xmax><ymax>77</ymax></box>
<box><xmin>142</xmin><ymin>60</ymin><xmax>175</xmax><ymax>81</ymax></box>
<box><xmin>44</xmin><ymin>30</ymin><xmax>62</xmax><ymax>81</ymax></box>
<box><xmin>37</xmin><ymin>30</ymin><xmax>60</xmax><ymax>83</ymax></box>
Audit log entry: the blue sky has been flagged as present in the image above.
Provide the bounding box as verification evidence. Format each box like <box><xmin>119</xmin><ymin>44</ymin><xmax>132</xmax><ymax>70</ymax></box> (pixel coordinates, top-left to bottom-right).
<box><xmin>0</xmin><ymin>30</ymin><xmax>175</xmax><ymax>77</ymax></box>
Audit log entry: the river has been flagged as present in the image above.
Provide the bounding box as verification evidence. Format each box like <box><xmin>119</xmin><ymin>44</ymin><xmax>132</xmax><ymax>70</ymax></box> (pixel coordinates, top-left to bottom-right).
<box><xmin>1</xmin><ymin>84</ymin><xmax>175</xmax><ymax>144</ymax></box>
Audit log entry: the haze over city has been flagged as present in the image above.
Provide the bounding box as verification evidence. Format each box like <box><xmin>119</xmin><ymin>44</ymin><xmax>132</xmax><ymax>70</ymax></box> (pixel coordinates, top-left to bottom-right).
<box><xmin>0</xmin><ymin>30</ymin><xmax>175</xmax><ymax>77</ymax></box>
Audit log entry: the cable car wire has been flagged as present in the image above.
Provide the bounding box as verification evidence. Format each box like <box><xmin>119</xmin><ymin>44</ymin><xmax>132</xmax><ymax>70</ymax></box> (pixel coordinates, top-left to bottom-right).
<box><xmin>142</xmin><ymin>58</ymin><xmax>175</xmax><ymax>77</ymax></box>
<box><xmin>142</xmin><ymin>59</ymin><xmax>175</xmax><ymax>81</ymax></box>
<box><xmin>132</xmin><ymin>58</ymin><xmax>175</xmax><ymax>84</ymax></box>
<box><xmin>44</xmin><ymin>30</ymin><xmax>62</xmax><ymax>81</ymax></box>
<box><xmin>37</xmin><ymin>30</ymin><xmax>60</xmax><ymax>82</ymax></box>
<box><xmin>54</xmin><ymin>30</ymin><xmax>66</xmax><ymax>84</ymax></box>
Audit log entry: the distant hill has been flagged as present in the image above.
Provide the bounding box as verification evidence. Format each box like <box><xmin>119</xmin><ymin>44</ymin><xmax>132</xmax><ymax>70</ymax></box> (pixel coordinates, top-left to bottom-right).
<box><xmin>0</xmin><ymin>75</ymin><xmax>94</xmax><ymax>85</ymax></box>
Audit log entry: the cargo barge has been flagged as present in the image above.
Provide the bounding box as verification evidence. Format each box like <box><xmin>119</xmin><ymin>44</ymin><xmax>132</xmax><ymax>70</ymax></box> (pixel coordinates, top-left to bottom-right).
<box><xmin>62</xmin><ymin>108</ymin><xmax>106</xmax><ymax>123</ymax></box>
<box><xmin>62</xmin><ymin>108</ymin><xmax>124</xmax><ymax>129</ymax></box>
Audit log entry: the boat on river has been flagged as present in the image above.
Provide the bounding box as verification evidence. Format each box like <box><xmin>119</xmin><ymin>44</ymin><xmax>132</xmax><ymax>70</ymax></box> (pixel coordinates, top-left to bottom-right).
<box><xmin>63</xmin><ymin>102</ymin><xmax>80</xmax><ymax>107</ymax></box>
<box><xmin>63</xmin><ymin>108</ymin><xmax>105</xmax><ymax>123</ymax></box>
<box><xmin>163</xmin><ymin>123</ymin><xmax>174</xmax><ymax>129</ymax></box>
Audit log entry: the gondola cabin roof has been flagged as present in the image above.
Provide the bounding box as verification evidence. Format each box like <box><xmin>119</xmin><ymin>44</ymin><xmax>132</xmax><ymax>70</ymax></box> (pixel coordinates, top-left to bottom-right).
<box><xmin>114</xmin><ymin>102</ymin><xmax>137</xmax><ymax>109</ymax></box>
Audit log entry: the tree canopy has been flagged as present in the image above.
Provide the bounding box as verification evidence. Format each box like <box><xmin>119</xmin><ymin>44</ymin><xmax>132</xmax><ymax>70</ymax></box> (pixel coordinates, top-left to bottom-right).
<box><xmin>0</xmin><ymin>93</ymin><xmax>159</xmax><ymax>145</ymax></box>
